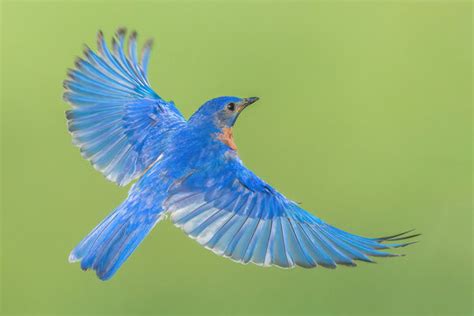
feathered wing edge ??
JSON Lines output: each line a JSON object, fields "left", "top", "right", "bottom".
{"left": 64, "top": 28, "right": 158, "bottom": 106}
{"left": 63, "top": 29, "right": 183, "bottom": 186}
{"left": 164, "top": 175, "right": 419, "bottom": 269}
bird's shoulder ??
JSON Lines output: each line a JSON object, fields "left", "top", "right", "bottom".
{"left": 216, "top": 151, "right": 278, "bottom": 196}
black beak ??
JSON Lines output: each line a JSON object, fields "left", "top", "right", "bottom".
{"left": 245, "top": 97, "right": 259, "bottom": 106}
{"left": 238, "top": 97, "right": 259, "bottom": 112}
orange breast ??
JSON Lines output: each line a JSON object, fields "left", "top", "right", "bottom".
{"left": 216, "top": 127, "right": 238, "bottom": 151}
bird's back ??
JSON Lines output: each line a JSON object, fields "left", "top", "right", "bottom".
{"left": 137, "top": 120, "right": 234, "bottom": 188}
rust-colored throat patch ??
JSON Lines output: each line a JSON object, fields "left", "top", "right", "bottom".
{"left": 216, "top": 127, "right": 238, "bottom": 151}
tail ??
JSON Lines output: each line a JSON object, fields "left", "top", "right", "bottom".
{"left": 69, "top": 201, "right": 164, "bottom": 280}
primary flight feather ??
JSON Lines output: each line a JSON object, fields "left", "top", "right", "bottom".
{"left": 64, "top": 29, "right": 418, "bottom": 280}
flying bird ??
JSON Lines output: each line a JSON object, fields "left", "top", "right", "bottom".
{"left": 64, "top": 29, "right": 418, "bottom": 280}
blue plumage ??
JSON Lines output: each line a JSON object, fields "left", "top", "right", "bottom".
{"left": 64, "top": 29, "right": 418, "bottom": 280}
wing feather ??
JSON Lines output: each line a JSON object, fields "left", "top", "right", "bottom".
{"left": 163, "top": 161, "right": 418, "bottom": 269}
{"left": 64, "top": 29, "right": 185, "bottom": 186}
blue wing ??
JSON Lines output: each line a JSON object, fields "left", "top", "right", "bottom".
{"left": 164, "top": 159, "right": 418, "bottom": 268}
{"left": 64, "top": 28, "right": 185, "bottom": 186}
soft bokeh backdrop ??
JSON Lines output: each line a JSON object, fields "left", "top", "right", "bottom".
{"left": 1, "top": 1, "right": 472, "bottom": 315}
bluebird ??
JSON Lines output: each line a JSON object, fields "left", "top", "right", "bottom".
{"left": 64, "top": 29, "right": 418, "bottom": 281}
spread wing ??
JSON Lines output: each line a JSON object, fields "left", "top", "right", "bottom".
{"left": 164, "top": 158, "right": 418, "bottom": 268}
{"left": 63, "top": 28, "right": 185, "bottom": 186}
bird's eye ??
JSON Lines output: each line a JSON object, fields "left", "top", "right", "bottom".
{"left": 227, "top": 103, "right": 235, "bottom": 112}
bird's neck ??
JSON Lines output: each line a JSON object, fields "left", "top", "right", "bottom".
{"left": 187, "top": 120, "right": 238, "bottom": 152}
{"left": 215, "top": 127, "right": 237, "bottom": 151}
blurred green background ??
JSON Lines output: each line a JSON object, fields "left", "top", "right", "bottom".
{"left": 1, "top": 1, "right": 472, "bottom": 315}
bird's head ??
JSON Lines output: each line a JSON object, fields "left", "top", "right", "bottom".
{"left": 188, "top": 96, "right": 259, "bottom": 151}
{"left": 189, "top": 96, "right": 259, "bottom": 129}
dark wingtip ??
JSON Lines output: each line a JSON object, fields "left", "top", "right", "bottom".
{"left": 74, "top": 57, "right": 83, "bottom": 69}
{"left": 116, "top": 27, "right": 127, "bottom": 44}
{"left": 66, "top": 68, "right": 75, "bottom": 79}
{"left": 83, "top": 44, "right": 92, "bottom": 57}
{"left": 96, "top": 30, "right": 105, "bottom": 53}
{"left": 97, "top": 30, "right": 104, "bottom": 42}
{"left": 116, "top": 27, "right": 127, "bottom": 37}
{"left": 377, "top": 229, "right": 420, "bottom": 242}
{"left": 394, "top": 241, "right": 419, "bottom": 248}
{"left": 387, "top": 233, "right": 421, "bottom": 241}
{"left": 338, "top": 261, "right": 357, "bottom": 267}
{"left": 320, "top": 263, "right": 337, "bottom": 269}
{"left": 143, "top": 38, "right": 154, "bottom": 49}
{"left": 355, "top": 257, "right": 376, "bottom": 264}
{"left": 63, "top": 80, "right": 70, "bottom": 90}
{"left": 63, "top": 91, "right": 71, "bottom": 103}
{"left": 377, "top": 229, "right": 415, "bottom": 240}
{"left": 65, "top": 109, "right": 74, "bottom": 120}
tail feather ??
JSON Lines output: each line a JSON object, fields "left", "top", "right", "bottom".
{"left": 69, "top": 204, "right": 163, "bottom": 280}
